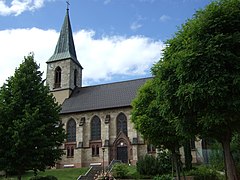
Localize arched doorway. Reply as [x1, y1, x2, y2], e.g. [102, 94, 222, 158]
[111, 129, 132, 164]
[117, 141, 128, 163]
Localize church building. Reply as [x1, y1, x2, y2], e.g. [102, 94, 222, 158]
[46, 8, 152, 168]
[46, 8, 208, 169]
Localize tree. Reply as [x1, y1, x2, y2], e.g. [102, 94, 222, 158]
[152, 0, 240, 179]
[0, 54, 65, 180]
[131, 79, 184, 179]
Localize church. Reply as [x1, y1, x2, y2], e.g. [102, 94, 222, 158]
[46, 8, 152, 168]
[46, 8, 206, 168]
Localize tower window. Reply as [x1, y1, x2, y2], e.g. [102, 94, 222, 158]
[54, 66, 61, 88]
[74, 69, 78, 86]
[117, 113, 128, 136]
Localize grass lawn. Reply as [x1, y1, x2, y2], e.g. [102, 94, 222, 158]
[0, 167, 89, 180]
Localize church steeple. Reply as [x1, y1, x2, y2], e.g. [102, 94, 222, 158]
[46, 6, 83, 104]
[47, 9, 82, 68]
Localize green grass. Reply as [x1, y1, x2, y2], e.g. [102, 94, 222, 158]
[0, 167, 89, 180]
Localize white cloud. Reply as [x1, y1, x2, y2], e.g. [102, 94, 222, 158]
[0, 28, 164, 86]
[0, 0, 51, 16]
[103, 0, 111, 5]
[130, 15, 145, 31]
[130, 21, 142, 31]
[159, 15, 171, 22]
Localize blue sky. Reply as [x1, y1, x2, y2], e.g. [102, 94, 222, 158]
[0, 0, 211, 86]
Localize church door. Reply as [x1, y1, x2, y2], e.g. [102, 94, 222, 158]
[117, 146, 128, 163]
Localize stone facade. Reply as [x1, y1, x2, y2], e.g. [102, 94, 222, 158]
[46, 59, 82, 104]
[57, 107, 147, 168]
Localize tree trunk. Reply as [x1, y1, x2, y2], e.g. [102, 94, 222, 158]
[172, 150, 181, 180]
[221, 133, 238, 180]
[183, 139, 192, 171]
[17, 175, 22, 180]
[17, 170, 22, 180]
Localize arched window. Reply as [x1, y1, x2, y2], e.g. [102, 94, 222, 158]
[54, 66, 61, 88]
[74, 69, 78, 86]
[117, 113, 128, 136]
[67, 119, 76, 142]
[91, 116, 101, 140]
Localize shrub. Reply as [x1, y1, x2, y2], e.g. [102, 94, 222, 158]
[153, 174, 172, 180]
[111, 163, 129, 179]
[137, 150, 171, 176]
[188, 166, 220, 180]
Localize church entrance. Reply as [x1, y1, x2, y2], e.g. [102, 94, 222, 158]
[112, 131, 132, 164]
[117, 146, 128, 163]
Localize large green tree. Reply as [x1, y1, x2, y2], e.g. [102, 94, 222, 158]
[0, 54, 65, 180]
[131, 79, 184, 179]
[153, 0, 240, 179]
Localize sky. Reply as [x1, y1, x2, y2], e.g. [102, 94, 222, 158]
[0, 0, 211, 86]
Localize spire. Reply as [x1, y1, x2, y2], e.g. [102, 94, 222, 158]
[47, 7, 82, 68]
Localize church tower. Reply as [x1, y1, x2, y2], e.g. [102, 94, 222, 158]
[46, 7, 83, 104]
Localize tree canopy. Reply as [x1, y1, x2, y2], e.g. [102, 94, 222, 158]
[131, 79, 185, 179]
[132, 0, 240, 179]
[152, 0, 240, 179]
[0, 54, 65, 180]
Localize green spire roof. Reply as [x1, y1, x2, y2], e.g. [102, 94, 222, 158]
[47, 9, 82, 68]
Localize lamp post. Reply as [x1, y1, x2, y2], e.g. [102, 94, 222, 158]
[102, 146, 105, 173]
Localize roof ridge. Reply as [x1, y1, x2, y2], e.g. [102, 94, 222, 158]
[79, 77, 152, 89]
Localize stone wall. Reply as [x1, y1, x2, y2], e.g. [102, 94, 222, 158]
[58, 106, 147, 168]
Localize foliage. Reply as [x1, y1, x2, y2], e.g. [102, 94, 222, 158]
[0, 54, 65, 180]
[111, 163, 129, 179]
[153, 174, 172, 180]
[131, 79, 183, 150]
[131, 79, 184, 178]
[209, 133, 240, 171]
[231, 133, 240, 168]
[209, 141, 224, 171]
[137, 151, 171, 176]
[188, 166, 223, 180]
[151, 0, 240, 179]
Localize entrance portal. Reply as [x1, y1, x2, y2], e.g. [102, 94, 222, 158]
[117, 146, 128, 163]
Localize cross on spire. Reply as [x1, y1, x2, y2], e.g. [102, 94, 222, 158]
[66, 0, 70, 11]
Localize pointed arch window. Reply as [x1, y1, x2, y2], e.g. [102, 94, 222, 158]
[67, 119, 76, 142]
[91, 116, 101, 140]
[117, 113, 128, 136]
[74, 69, 78, 86]
[54, 66, 61, 88]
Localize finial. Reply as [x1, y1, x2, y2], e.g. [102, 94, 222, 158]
[66, 0, 70, 11]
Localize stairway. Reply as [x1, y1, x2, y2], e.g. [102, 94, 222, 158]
[78, 165, 102, 180]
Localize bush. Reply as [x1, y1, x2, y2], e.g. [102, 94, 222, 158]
[137, 150, 171, 176]
[111, 163, 129, 179]
[29, 175, 58, 180]
[188, 166, 221, 180]
[153, 174, 172, 180]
